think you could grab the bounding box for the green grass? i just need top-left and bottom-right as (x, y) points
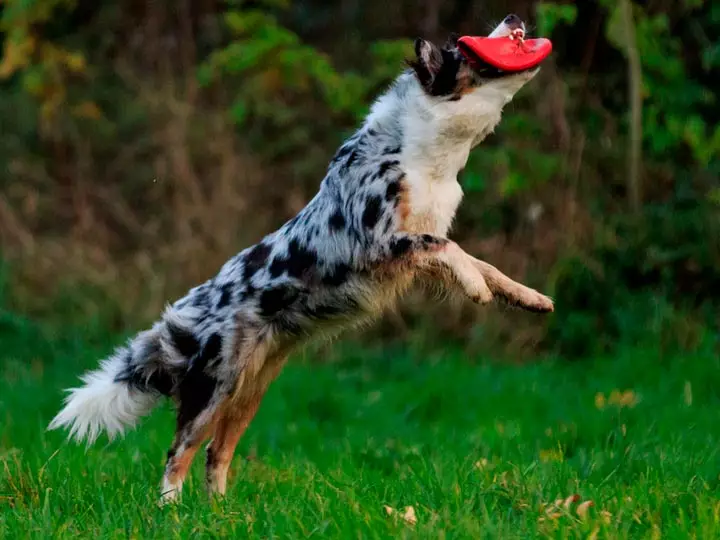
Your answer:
(1, 310), (719, 539)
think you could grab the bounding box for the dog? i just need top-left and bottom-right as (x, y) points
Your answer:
(49, 14), (554, 503)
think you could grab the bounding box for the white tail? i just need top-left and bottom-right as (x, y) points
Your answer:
(48, 353), (160, 444)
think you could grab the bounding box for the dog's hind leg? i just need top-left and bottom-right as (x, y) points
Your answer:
(205, 354), (287, 496)
(160, 381), (226, 504)
(159, 336), (247, 503)
(159, 329), (272, 504)
(160, 421), (214, 504)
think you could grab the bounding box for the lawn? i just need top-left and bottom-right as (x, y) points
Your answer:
(1, 310), (719, 538)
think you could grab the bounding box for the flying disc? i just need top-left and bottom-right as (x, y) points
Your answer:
(457, 36), (552, 72)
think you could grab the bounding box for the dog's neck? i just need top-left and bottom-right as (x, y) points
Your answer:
(364, 73), (505, 184)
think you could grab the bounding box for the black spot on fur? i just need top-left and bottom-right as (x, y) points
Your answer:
(304, 303), (344, 319)
(205, 446), (216, 468)
(197, 332), (223, 368)
(269, 256), (287, 279)
(146, 371), (174, 396)
(216, 283), (233, 309)
(384, 145), (402, 155)
(390, 237), (414, 257)
(166, 320), (200, 358)
(426, 236), (448, 248)
(343, 150), (358, 171)
(118, 365), (174, 397)
(383, 216), (394, 235)
(115, 342), (174, 396)
(176, 332), (221, 429)
(362, 195), (383, 229)
(243, 283), (257, 299)
(377, 160), (399, 178)
(332, 144), (352, 163)
(322, 263), (351, 286)
(385, 181), (400, 201)
(192, 289), (210, 308)
(243, 242), (272, 280)
(259, 285), (300, 317)
(177, 370), (217, 430)
(269, 240), (318, 280)
(328, 209), (346, 230)
(359, 171), (373, 186)
(286, 239), (318, 279)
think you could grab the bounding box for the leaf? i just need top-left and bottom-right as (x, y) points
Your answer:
(474, 458), (489, 470)
(498, 171), (527, 198)
(539, 448), (564, 463)
(596, 389), (638, 409)
(576, 500), (594, 519)
(71, 101), (102, 120)
(230, 100), (249, 126)
(605, 3), (629, 55)
(63, 51), (86, 73)
(595, 392), (606, 409)
(384, 505), (417, 526)
(536, 3), (578, 37)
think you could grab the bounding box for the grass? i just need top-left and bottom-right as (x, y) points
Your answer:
(1, 308), (719, 539)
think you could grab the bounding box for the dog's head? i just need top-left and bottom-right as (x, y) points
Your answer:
(408, 15), (541, 120)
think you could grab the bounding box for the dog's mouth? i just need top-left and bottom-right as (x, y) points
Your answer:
(457, 35), (552, 78)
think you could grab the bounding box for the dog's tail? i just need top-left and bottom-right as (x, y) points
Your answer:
(48, 306), (197, 444)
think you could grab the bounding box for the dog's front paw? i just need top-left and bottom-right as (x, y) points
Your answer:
(515, 289), (554, 313)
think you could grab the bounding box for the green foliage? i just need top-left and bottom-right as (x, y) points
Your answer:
(548, 190), (720, 358)
(535, 2), (578, 37)
(600, 0), (719, 167)
(0, 0), (717, 362)
(0, 0), (89, 123)
(198, 1), (410, 162)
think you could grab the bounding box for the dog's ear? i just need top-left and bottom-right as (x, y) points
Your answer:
(444, 33), (460, 49)
(409, 38), (463, 96)
(409, 38), (444, 88)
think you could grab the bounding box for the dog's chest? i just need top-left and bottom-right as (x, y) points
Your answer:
(402, 174), (463, 237)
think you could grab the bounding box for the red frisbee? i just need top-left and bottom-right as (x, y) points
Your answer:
(457, 36), (552, 72)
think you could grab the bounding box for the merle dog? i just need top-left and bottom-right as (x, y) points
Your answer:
(50, 14), (554, 503)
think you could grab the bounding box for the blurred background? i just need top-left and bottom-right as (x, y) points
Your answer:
(0, 0), (718, 361)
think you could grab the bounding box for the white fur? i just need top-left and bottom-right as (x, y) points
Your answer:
(489, 19), (525, 39)
(159, 476), (182, 505)
(48, 353), (159, 444)
(366, 65), (537, 237)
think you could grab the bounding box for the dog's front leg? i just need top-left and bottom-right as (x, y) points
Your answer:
(375, 234), (554, 313)
(470, 257), (554, 313)
(375, 234), (494, 304)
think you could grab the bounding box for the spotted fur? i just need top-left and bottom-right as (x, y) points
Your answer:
(49, 15), (554, 503)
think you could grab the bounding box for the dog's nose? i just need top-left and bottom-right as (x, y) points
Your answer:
(489, 14), (526, 38)
(503, 14), (523, 30)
